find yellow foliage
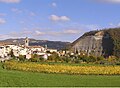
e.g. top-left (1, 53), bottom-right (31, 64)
top-left (4, 61), bottom-right (120, 75)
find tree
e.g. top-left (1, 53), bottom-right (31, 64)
top-left (48, 52), bottom-right (60, 62)
top-left (9, 49), bottom-right (14, 57)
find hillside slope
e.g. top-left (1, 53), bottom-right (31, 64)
top-left (71, 28), bottom-right (120, 57)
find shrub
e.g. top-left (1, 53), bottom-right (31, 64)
top-left (31, 54), bottom-right (40, 59)
top-left (116, 62), bottom-right (120, 65)
top-left (48, 52), bottom-right (60, 62)
top-left (39, 58), bottom-right (44, 61)
top-left (81, 55), bottom-right (89, 63)
top-left (30, 58), bottom-right (40, 62)
top-left (97, 56), bottom-right (104, 61)
top-left (60, 56), bottom-right (71, 63)
top-left (88, 56), bottom-right (96, 62)
top-left (74, 59), bottom-right (80, 63)
top-left (19, 55), bottom-right (26, 62)
top-left (107, 56), bottom-right (117, 65)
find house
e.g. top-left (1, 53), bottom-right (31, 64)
top-left (0, 46), bottom-right (6, 58)
top-left (47, 49), bottom-right (57, 53)
top-left (0, 37), bottom-right (58, 60)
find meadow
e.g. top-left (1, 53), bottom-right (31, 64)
top-left (0, 62), bottom-right (120, 87)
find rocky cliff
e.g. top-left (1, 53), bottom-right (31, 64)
top-left (71, 28), bottom-right (120, 57)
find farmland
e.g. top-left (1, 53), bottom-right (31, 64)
top-left (3, 61), bottom-right (120, 75)
top-left (0, 62), bottom-right (120, 87)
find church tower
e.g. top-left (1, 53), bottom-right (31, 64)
top-left (25, 37), bottom-right (29, 47)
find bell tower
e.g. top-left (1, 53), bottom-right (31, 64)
top-left (25, 37), bottom-right (29, 47)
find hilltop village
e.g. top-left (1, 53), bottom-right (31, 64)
top-left (0, 37), bottom-right (59, 61)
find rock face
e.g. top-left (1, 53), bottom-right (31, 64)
top-left (71, 30), bottom-right (114, 57)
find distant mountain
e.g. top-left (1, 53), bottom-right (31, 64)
top-left (0, 38), bottom-right (70, 50)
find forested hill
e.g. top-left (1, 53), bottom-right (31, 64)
top-left (106, 28), bottom-right (120, 57)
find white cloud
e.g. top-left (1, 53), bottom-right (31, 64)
top-left (48, 29), bottom-right (81, 36)
top-left (49, 15), bottom-right (59, 21)
top-left (8, 30), bottom-right (32, 38)
top-left (34, 29), bottom-right (81, 37)
top-left (85, 24), bottom-right (100, 30)
top-left (60, 16), bottom-right (70, 21)
top-left (68, 23), bottom-right (100, 31)
top-left (20, 21), bottom-right (25, 24)
top-left (0, 18), bottom-right (6, 24)
top-left (35, 31), bottom-right (45, 35)
top-left (11, 8), bottom-right (22, 13)
top-left (95, 0), bottom-right (120, 3)
top-left (109, 23), bottom-right (114, 26)
top-left (52, 2), bottom-right (57, 7)
top-left (108, 22), bottom-right (120, 27)
top-left (0, 30), bottom-right (32, 39)
top-left (0, 34), bottom-right (9, 39)
top-left (0, 13), bottom-right (6, 16)
top-left (63, 29), bottom-right (79, 34)
top-left (30, 12), bottom-right (36, 16)
top-left (0, 0), bottom-right (20, 3)
top-left (117, 23), bottom-right (120, 27)
top-left (49, 15), bottom-right (70, 22)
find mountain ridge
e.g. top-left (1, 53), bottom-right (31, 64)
top-left (0, 38), bottom-right (70, 50)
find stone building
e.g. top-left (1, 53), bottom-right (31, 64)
top-left (25, 37), bottom-right (29, 47)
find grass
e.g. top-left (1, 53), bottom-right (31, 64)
top-left (0, 62), bottom-right (120, 87)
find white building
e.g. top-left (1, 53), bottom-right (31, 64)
top-left (0, 37), bottom-right (58, 60)
top-left (0, 46), bottom-right (6, 58)
top-left (47, 49), bottom-right (57, 53)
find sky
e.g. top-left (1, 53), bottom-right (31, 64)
top-left (0, 0), bottom-right (120, 42)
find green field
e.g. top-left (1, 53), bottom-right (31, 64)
top-left (0, 62), bottom-right (120, 87)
